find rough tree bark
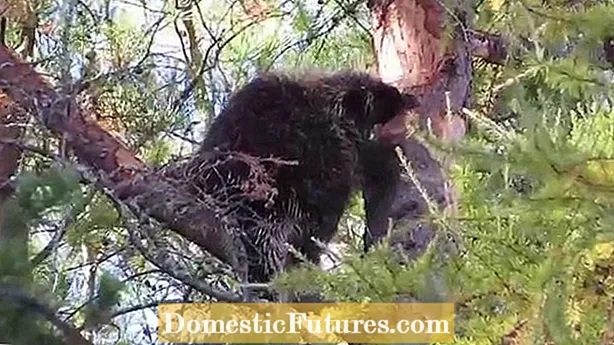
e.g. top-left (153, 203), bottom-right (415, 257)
top-left (363, 0), bottom-right (477, 258)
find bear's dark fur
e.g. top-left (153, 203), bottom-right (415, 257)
top-left (193, 70), bottom-right (418, 284)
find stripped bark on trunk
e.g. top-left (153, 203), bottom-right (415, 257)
top-left (363, 0), bottom-right (473, 257)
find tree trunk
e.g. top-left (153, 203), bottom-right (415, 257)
top-left (363, 0), bottom-right (473, 257)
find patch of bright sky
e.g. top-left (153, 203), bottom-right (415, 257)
top-left (112, 0), bottom-right (182, 58)
top-left (110, 0), bottom-right (302, 149)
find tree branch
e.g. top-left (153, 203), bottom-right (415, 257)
top-left (107, 189), bottom-right (243, 302)
top-left (0, 284), bottom-right (93, 345)
top-left (0, 45), bottom-right (247, 290)
top-left (0, 94), bottom-right (27, 238)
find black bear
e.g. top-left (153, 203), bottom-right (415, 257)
top-left (192, 70), bottom-right (418, 285)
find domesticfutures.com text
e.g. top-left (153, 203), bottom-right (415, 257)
top-left (162, 311), bottom-right (450, 336)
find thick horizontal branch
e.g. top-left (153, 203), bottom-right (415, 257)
top-left (0, 46), bottom-right (144, 181)
top-left (0, 45), bottom-right (245, 284)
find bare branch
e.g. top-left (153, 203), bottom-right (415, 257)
top-left (111, 299), bottom-right (183, 319)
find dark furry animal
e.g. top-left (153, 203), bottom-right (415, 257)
top-left (194, 70), bottom-right (418, 285)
